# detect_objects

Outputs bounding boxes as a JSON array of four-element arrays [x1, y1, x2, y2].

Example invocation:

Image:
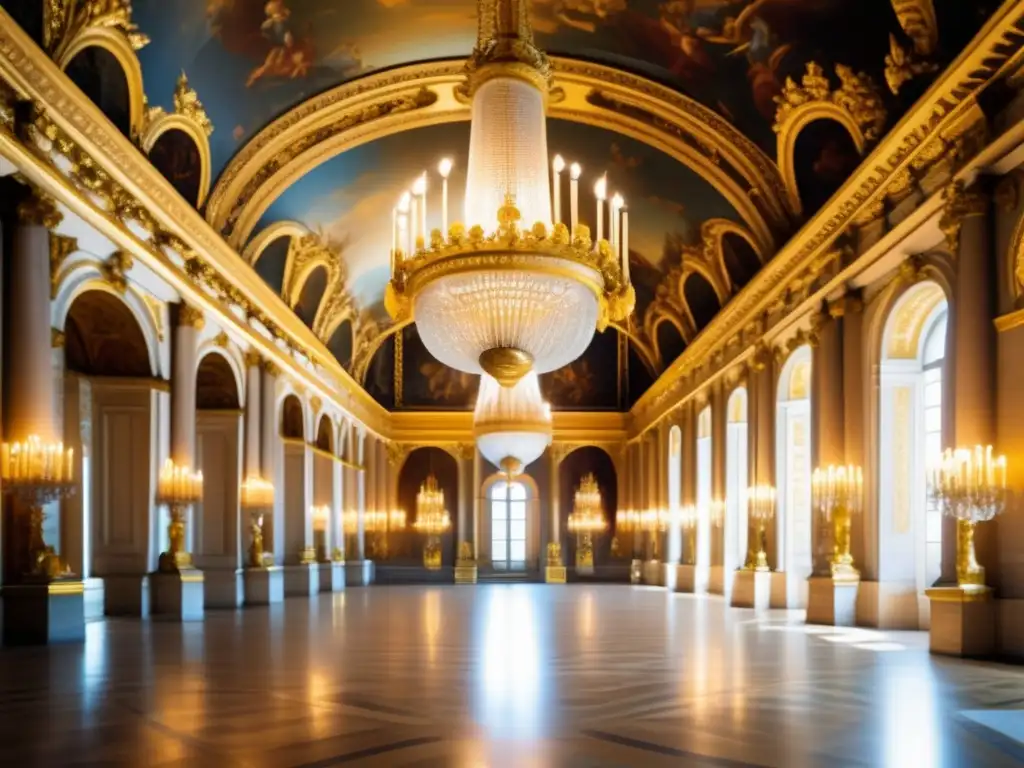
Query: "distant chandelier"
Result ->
[[473, 371, 552, 475], [385, 0, 634, 388], [413, 474, 451, 535], [567, 473, 607, 534]]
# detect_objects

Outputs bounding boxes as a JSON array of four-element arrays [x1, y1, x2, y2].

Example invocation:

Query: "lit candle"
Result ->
[[621, 205, 630, 283], [398, 192, 411, 257], [594, 174, 607, 244], [570, 162, 581, 235], [438, 158, 453, 237], [552, 155, 565, 225], [412, 173, 427, 247]]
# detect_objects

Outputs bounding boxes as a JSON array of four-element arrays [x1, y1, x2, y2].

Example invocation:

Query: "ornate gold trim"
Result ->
[[140, 72, 213, 206], [100, 249, 132, 293], [774, 62, 887, 215], [49, 231, 77, 298], [17, 188, 62, 228], [177, 303, 204, 329], [208, 58, 788, 253]]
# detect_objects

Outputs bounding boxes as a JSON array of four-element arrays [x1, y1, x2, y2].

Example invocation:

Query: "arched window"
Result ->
[[777, 345, 813, 608], [696, 406, 712, 592], [725, 388, 748, 590], [491, 480, 527, 571], [878, 281, 948, 628], [667, 425, 682, 563]]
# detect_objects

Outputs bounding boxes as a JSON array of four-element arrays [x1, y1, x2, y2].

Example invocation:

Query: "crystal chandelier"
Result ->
[[385, 0, 634, 388], [413, 474, 451, 535], [473, 370, 552, 475], [567, 473, 607, 534]]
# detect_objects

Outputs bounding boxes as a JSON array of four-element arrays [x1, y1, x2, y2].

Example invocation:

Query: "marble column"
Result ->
[[709, 380, 728, 594], [260, 361, 283, 563], [2, 190, 86, 644], [243, 351, 261, 478], [545, 445, 566, 582], [345, 429, 372, 585], [810, 307, 844, 577], [455, 443, 477, 583]]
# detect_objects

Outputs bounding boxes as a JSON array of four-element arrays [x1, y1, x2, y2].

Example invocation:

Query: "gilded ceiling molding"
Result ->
[[892, 0, 939, 56], [46, 0, 149, 139], [351, 318, 412, 386], [209, 58, 789, 254], [885, 34, 938, 96], [140, 71, 213, 206], [628, 5, 1024, 439], [773, 62, 887, 215]]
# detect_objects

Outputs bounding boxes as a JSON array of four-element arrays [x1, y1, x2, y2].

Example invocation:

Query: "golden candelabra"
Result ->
[[931, 445, 1008, 589], [0, 435, 76, 579], [414, 474, 450, 570], [311, 504, 330, 562], [746, 485, 776, 572], [680, 504, 698, 565], [240, 475, 274, 568], [155, 459, 203, 573], [362, 508, 407, 560], [639, 507, 669, 559], [567, 473, 607, 571], [614, 508, 643, 560], [812, 464, 863, 581]]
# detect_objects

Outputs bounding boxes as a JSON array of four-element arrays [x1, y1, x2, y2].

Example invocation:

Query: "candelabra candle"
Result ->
[[240, 475, 274, 510], [0, 435, 75, 485], [746, 484, 776, 571], [610, 193, 623, 259], [931, 445, 1008, 588], [812, 464, 863, 580], [156, 459, 202, 572], [413, 172, 427, 246], [594, 175, 607, 243], [621, 208, 630, 284], [438, 158, 453, 235]]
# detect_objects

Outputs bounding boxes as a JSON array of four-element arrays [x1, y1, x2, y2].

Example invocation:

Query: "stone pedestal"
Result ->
[[319, 562, 345, 592], [667, 564, 696, 593], [926, 586, 995, 657], [344, 559, 374, 587], [243, 566, 284, 606], [284, 564, 319, 597], [83, 578, 105, 621], [731, 570, 772, 610], [1, 580, 85, 645], [454, 561, 478, 584], [807, 576, 859, 626], [203, 569, 243, 609], [545, 565, 567, 584], [641, 560, 663, 586], [707, 565, 726, 595], [102, 575, 150, 617], [151, 570, 204, 621]]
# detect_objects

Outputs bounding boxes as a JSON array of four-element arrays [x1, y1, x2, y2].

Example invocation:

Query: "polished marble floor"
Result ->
[[1, 585, 1023, 767]]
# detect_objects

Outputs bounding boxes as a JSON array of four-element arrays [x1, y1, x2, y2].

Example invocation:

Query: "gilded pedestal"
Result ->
[[1, 579, 85, 645], [925, 586, 995, 657], [667, 563, 696, 593], [545, 542, 566, 584], [731, 569, 772, 610], [641, 559, 663, 586], [806, 576, 859, 626], [454, 542, 478, 584], [243, 566, 284, 606]]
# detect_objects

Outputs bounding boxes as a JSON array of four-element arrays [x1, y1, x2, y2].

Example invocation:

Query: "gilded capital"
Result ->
[[17, 190, 63, 230], [940, 180, 988, 254], [49, 232, 77, 299], [262, 359, 281, 377], [464, 0, 551, 95], [177, 303, 205, 329], [51, 328, 65, 348], [244, 349, 261, 368]]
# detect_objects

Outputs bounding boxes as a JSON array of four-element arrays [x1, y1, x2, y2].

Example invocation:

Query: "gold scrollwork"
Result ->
[[49, 232, 77, 298], [100, 249, 132, 293], [885, 34, 938, 96], [178, 303, 205, 329], [17, 189, 63, 229]]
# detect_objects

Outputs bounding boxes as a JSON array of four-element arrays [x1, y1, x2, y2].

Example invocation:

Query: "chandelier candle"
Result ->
[[594, 174, 607, 244], [931, 445, 1008, 588], [438, 158, 453, 235], [552, 155, 564, 224], [570, 162, 581, 233]]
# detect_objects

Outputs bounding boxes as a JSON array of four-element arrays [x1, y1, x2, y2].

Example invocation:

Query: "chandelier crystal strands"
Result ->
[[473, 370, 552, 475], [385, 0, 635, 388]]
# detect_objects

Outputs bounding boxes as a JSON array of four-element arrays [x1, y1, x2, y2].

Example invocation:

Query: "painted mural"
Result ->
[[133, 0, 999, 177]]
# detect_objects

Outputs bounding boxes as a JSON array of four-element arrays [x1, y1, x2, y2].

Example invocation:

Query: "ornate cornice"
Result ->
[[208, 58, 789, 254], [17, 188, 62, 228]]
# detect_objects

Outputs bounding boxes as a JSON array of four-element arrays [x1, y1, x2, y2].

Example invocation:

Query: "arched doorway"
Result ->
[[725, 387, 748, 592], [695, 406, 713, 592], [397, 447, 459, 566], [194, 351, 243, 606], [878, 280, 949, 628], [63, 289, 156, 614], [777, 345, 813, 608], [559, 446, 618, 577]]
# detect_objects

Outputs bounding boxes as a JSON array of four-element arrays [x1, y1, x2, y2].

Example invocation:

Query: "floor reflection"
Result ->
[[0, 585, 1021, 767]]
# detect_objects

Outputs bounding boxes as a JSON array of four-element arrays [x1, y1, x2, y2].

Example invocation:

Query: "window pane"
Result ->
[[492, 541, 507, 561], [491, 501, 506, 522], [510, 540, 525, 562], [510, 520, 526, 540], [510, 501, 526, 520], [510, 482, 526, 501], [925, 407, 942, 432], [924, 381, 942, 407], [491, 481, 507, 499]]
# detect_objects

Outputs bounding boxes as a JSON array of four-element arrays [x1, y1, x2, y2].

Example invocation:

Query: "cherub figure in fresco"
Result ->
[[531, 0, 627, 35], [420, 361, 475, 403], [244, 0, 315, 87], [548, 359, 595, 406]]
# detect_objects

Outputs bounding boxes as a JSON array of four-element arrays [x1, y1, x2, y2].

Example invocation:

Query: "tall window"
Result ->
[[777, 346, 812, 608], [491, 480, 527, 570], [696, 406, 712, 591], [725, 388, 748, 584], [878, 281, 948, 629]]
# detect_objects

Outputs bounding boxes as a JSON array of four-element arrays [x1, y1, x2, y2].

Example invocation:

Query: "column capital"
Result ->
[[385, 441, 408, 468], [177, 303, 205, 330], [244, 349, 261, 368], [17, 189, 62, 229], [939, 179, 988, 254], [51, 328, 65, 348], [454, 442, 475, 462], [828, 291, 864, 318], [262, 359, 281, 377]]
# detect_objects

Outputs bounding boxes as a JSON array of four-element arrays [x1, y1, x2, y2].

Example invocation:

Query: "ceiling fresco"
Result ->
[[250, 118, 743, 409], [133, 0, 1000, 179]]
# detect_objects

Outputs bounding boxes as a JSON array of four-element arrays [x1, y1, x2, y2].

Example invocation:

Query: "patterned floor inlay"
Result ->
[[0, 585, 1023, 766]]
